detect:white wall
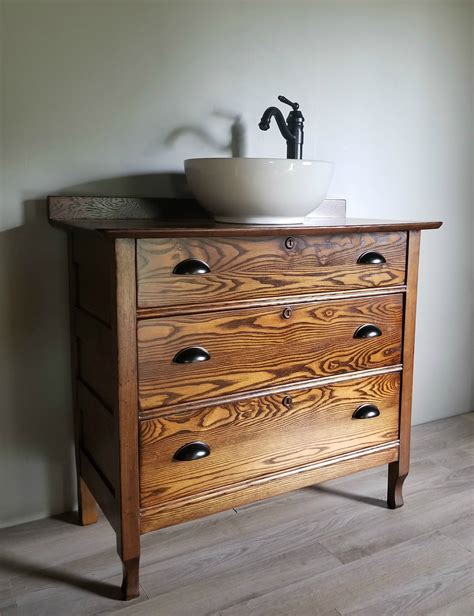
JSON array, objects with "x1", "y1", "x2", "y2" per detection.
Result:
[{"x1": 1, "y1": 0, "x2": 472, "y2": 527}]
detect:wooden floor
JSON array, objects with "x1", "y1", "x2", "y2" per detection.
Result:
[{"x1": 0, "y1": 413, "x2": 472, "y2": 616}]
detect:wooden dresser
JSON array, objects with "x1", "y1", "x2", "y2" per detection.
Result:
[{"x1": 49, "y1": 196, "x2": 441, "y2": 599}]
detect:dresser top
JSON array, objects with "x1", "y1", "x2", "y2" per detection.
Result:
[{"x1": 48, "y1": 196, "x2": 442, "y2": 238}]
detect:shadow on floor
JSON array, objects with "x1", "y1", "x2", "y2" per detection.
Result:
[
  {"x1": 309, "y1": 485, "x2": 387, "y2": 508},
  {"x1": 51, "y1": 511, "x2": 81, "y2": 526},
  {"x1": 0, "y1": 553, "x2": 122, "y2": 600}
]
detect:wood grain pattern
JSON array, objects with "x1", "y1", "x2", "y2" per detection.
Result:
[
  {"x1": 388, "y1": 230, "x2": 421, "y2": 508},
  {"x1": 49, "y1": 196, "x2": 209, "y2": 220},
  {"x1": 139, "y1": 372, "x2": 400, "y2": 509},
  {"x1": 137, "y1": 294, "x2": 403, "y2": 409},
  {"x1": 51, "y1": 200, "x2": 441, "y2": 602},
  {"x1": 48, "y1": 196, "x2": 345, "y2": 221},
  {"x1": 111, "y1": 239, "x2": 141, "y2": 600},
  {"x1": 140, "y1": 443, "x2": 399, "y2": 533},
  {"x1": 137, "y1": 286, "x2": 407, "y2": 320},
  {"x1": 138, "y1": 365, "x2": 403, "y2": 420},
  {"x1": 137, "y1": 232, "x2": 407, "y2": 309}
]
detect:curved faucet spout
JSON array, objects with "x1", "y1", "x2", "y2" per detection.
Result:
[
  {"x1": 258, "y1": 96, "x2": 304, "y2": 159},
  {"x1": 259, "y1": 107, "x2": 295, "y2": 142}
]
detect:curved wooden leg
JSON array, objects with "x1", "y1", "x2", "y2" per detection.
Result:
[
  {"x1": 78, "y1": 477, "x2": 98, "y2": 526},
  {"x1": 121, "y1": 556, "x2": 140, "y2": 600},
  {"x1": 387, "y1": 461, "x2": 407, "y2": 509}
]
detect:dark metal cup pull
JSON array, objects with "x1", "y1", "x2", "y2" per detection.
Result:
[
  {"x1": 357, "y1": 251, "x2": 386, "y2": 265},
  {"x1": 352, "y1": 404, "x2": 380, "y2": 420},
  {"x1": 172, "y1": 346, "x2": 210, "y2": 364},
  {"x1": 173, "y1": 441, "x2": 211, "y2": 461},
  {"x1": 353, "y1": 324, "x2": 382, "y2": 339},
  {"x1": 173, "y1": 258, "x2": 211, "y2": 275}
]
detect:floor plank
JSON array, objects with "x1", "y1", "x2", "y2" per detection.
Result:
[
  {"x1": 318, "y1": 463, "x2": 473, "y2": 563},
  {"x1": 410, "y1": 414, "x2": 474, "y2": 464},
  {"x1": 0, "y1": 513, "x2": 116, "y2": 578},
  {"x1": 0, "y1": 578, "x2": 17, "y2": 614},
  {"x1": 341, "y1": 558, "x2": 474, "y2": 616},
  {"x1": 439, "y1": 513, "x2": 474, "y2": 553},
  {"x1": 139, "y1": 526, "x2": 340, "y2": 603}
]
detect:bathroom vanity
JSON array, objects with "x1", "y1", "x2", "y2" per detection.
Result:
[{"x1": 48, "y1": 196, "x2": 441, "y2": 599}]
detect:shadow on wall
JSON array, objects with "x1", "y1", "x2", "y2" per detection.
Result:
[
  {"x1": 165, "y1": 111, "x2": 247, "y2": 158},
  {"x1": 0, "y1": 172, "x2": 194, "y2": 526},
  {"x1": 61, "y1": 171, "x2": 191, "y2": 200},
  {"x1": 0, "y1": 201, "x2": 74, "y2": 524}
]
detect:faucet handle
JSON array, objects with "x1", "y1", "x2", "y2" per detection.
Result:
[{"x1": 278, "y1": 95, "x2": 299, "y2": 111}]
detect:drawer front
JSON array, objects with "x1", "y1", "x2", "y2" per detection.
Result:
[
  {"x1": 139, "y1": 372, "x2": 400, "y2": 507},
  {"x1": 137, "y1": 232, "x2": 407, "y2": 309},
  {"x1": 137, "y1": 294, "x2": 403, "y2": 409}
]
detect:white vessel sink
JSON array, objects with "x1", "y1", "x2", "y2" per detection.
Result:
[{"x1": 184, "y1": 158, "x2": 333, "y2": 224}]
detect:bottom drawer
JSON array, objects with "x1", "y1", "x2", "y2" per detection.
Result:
[{"x1": 139, "y1": 372, "x2": 400, "y2": 508}]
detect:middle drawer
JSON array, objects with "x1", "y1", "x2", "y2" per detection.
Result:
[{"x1": 137, "y1": 294, "x2": 403, "y2": 410}]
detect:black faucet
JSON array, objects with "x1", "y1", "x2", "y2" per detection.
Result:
[{"x1": 258, "y1": 95, "x2": 304, "y2": 159}]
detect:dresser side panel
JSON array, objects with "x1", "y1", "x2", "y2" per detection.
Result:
[
  {"x1": 68, "y1": 232, "x2": 119, "y2": 529},
  {"x1": 399, "y1": 230, "x2": 421, "y2": 468},
  {"x1": 72, "y1": 231, "x2": 113, "y2": 324}
]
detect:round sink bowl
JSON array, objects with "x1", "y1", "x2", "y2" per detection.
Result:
[{"x1": 184, "y1": 157, "x2": 334, "y2": 224}]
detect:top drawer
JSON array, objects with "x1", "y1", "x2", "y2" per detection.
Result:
[{"x1": 136, "y1": 232, "x2": 407, "y2": 310}]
